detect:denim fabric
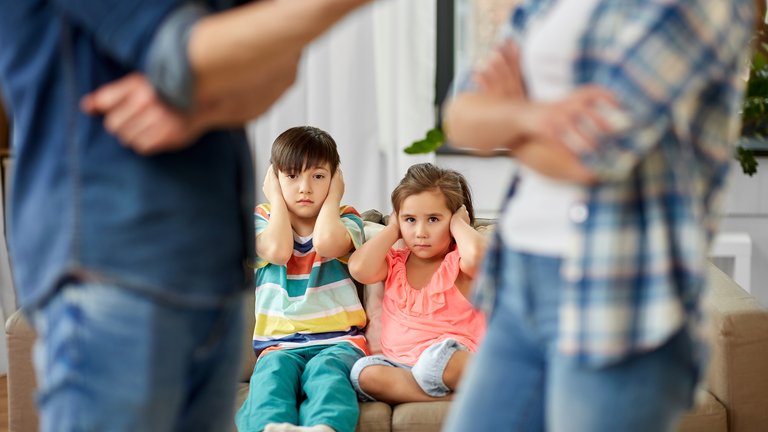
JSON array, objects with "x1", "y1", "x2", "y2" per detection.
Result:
[
  {"x1": 350, "y1": 339, "x2": 467, "y2": 401},
  {"x1": 0, "y1": 0, "x2": 254, "y2": 311},
  {"x1": 410, "y1": 338, "x2": 467, "y2": 397},
  {"x1": 443, "y1": 249, "x2": 698, "y2": 432},
  {"x1": 236, "y1": 344, "x2": 364, "y2": 432},
  {"x1": 30, "y1": 282, "x2": 244, "y2": 432}
]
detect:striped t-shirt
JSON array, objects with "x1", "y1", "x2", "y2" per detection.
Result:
[{"x1": 252, "y1": 203, "x2": 368, "y2": 357}]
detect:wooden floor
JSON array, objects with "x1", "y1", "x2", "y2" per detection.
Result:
[{"x1": 1, "y1": 375, "x2": 8, "y2": 432}]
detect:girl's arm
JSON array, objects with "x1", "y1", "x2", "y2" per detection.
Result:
[
  {"x1": 256, "y1": 166, "x2": 294, "y2": 265},
  {"x1": 314, "y1": 169, "x2": 354, "y2": 258},
  {"x1": 450, "y1": 206, "x2": 487, "y2": 278},
  {"x1": 348, "y1": 216, "x2": 400, "y2": 284}
]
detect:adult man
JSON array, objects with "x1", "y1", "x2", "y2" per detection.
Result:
[{"x1": 0, "y1": 0, "x2": 369, "y2": 430}]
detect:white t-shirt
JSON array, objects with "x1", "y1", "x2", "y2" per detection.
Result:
[{"x1": 500, "y1": 0, "x2": 601, "y2": 255}]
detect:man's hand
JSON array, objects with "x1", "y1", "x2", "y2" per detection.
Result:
[
  {"x1": 81, "y1": 73, "x2": 205, "y2": 155},
  {"x1": 81, "y1": 49, "x2": 301, "y2": 156},
  {"x1": 262, "y1": 165, "x2": 284, "y2": 204}
]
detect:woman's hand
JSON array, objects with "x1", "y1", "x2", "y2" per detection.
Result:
[
  {"x1": 518, "y1": 86, "x2": 619, "y2": 155},
  {"x1": 475, "y1": 41, "x2": 526, "y2": 100}
]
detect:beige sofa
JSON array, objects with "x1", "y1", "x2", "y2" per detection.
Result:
[{"x1": 6, "y1": 215, "x2": 768, "y2": 432}]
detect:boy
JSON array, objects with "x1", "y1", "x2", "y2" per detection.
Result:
[{"x1": 236, "y1": 126, "x2": 368, "y2": 432}]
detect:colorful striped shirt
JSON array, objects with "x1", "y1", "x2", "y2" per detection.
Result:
[
  {"x1": 252, "y1": 204, "x2": 368, "y2": 357},
  {"x1": 475, "y1": 0, "x2": 754, "y2": 367}
]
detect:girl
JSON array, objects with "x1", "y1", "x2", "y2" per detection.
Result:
[{"x1": 347, "y1": 163, "x2": 487, "y2": 404}]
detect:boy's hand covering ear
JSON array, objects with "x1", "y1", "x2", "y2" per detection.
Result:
[
  {"x1": 262, "y1": 165, "x2": 283, "y2": 204},
  {"x1": 328, "y1": 168, "x2": 345, "y2": 202}
]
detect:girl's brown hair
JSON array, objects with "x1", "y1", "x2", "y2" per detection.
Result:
[
  {"x1": 391, "y1": 163, "x2": 475, "y2": 224},
  {"x1": 270, "y1": 126, "x2": 341, "y2": 175}
]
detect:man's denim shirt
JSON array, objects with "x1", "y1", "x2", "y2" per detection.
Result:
[{"x1": 0, "y1": 0, "x2": 254, "y2": 310}]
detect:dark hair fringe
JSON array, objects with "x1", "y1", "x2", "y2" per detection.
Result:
[{"x1": 270, "y1": 126, "x2": 341, "y2": 175}]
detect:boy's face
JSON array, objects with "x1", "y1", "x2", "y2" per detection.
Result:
[{"x1": 277, "y1": 162, "x2": 333, "y2": 220}]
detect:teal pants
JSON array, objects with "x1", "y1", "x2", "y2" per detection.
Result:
[{"x1": 235, "y1": 343, "x2": 364, "y2": 432}]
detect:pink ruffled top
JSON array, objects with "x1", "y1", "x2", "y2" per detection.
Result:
[{"x1": 379, "y1": 248, "x2": 486, "y2": 366}]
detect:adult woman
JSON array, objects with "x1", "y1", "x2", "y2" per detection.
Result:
[{"x1": 443, "y1": 0, "x2": 758, "y2": 430}]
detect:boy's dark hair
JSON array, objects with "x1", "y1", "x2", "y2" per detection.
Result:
[
  {"x1": 391, "y1": 163, "x2": 476, "y2": 224},
  {"x1": 270, "y1": 126, "x2": 341, "y2": 175}
]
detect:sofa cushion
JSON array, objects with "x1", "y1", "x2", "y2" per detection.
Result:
[
  {"x1": 703, "y1": 264, "x2": 768, "y2": 432},
  {"x1": 678, "y1": 389, "x2": 727, "y2": 432},
  {"x1": 358, "y1": 402, "x2": 393, "y2": 432},
  {"x1": 391, "y1": 401, "x2": 451, "y2": 432}
]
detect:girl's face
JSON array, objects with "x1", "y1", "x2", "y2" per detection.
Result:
[
  {"x1": 398, "y1": 189, "x2": 453, "y2": 260},
  {"x1": 278, "y1": 163, "x2": 332, "y2": 220}
]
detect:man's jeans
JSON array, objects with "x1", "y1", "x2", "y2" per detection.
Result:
[
  {"x1": 30, "y1": 282, "x2": 244, "y2": 432},
  {"x1": 444, "y1": 249, "x2": 698, "y2": 432}
]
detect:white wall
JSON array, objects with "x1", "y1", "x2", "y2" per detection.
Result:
[
  {"x1": 436, "y1": 154, "x2": 516, "y2": 219},
  {"x1": 719, "y1": 157, "x2": 768, "y2": 306}
]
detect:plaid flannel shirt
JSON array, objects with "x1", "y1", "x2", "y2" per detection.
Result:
[{"x1": 491, "y1": 0, "x2": 755, "y2": 367}]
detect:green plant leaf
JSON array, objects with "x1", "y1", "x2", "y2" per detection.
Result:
[
  {"x1": 404, "y1": 127, "x2": 445, "y2": 154},
  {"x1": 736, "y1": 146, "x2": 759, "y2": 176},
  {"x1": 426, "y1": 128, "x2": 444, "y2": 143}
]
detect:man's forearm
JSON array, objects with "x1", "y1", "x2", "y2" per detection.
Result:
[
  {"x1": 194, "y1": 50, "x2": 301, "y2": 127},
  {"x1": 189, "y1": 0, "x2": 370, "y2": 103}
]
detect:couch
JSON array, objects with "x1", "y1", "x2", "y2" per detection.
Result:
[{"x1": 6, "y1": 213, "x2": 768, "y2": 432}]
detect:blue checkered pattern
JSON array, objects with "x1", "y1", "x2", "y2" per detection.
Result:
[{"x1": 493, "y1": 0, "x2": 755, "y2": 367}]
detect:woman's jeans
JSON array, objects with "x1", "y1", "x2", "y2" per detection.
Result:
[
  {"x1": 443, "y1": 249, "x2": 698, "y2": 432},
  {"x1": 30, "y1": 281, "x2": 244, "y2": 432}
]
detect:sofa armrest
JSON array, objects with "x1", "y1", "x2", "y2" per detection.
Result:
[
  {"x1": 704, "y1": 263, "x2": 768, "y2": 432},
  {"x1": 5, "y1": 309, "x2": 38, "y2": 432}
]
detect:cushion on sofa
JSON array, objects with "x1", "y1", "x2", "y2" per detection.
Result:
[
  {"x1": 391, "y1": 401, "x2": 450, "y2": 432},
  {"x1": 678, "y1": 389, "x2": 727, "y2": 432}
]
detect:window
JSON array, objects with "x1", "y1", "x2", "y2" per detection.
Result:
[{"x1": 435, "y1": 0, "x2": 519, "y2": 154}]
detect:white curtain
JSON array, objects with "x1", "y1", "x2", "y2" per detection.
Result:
[{"x1": 248, "y1": 0, "x2": 436, "y2": 213}]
